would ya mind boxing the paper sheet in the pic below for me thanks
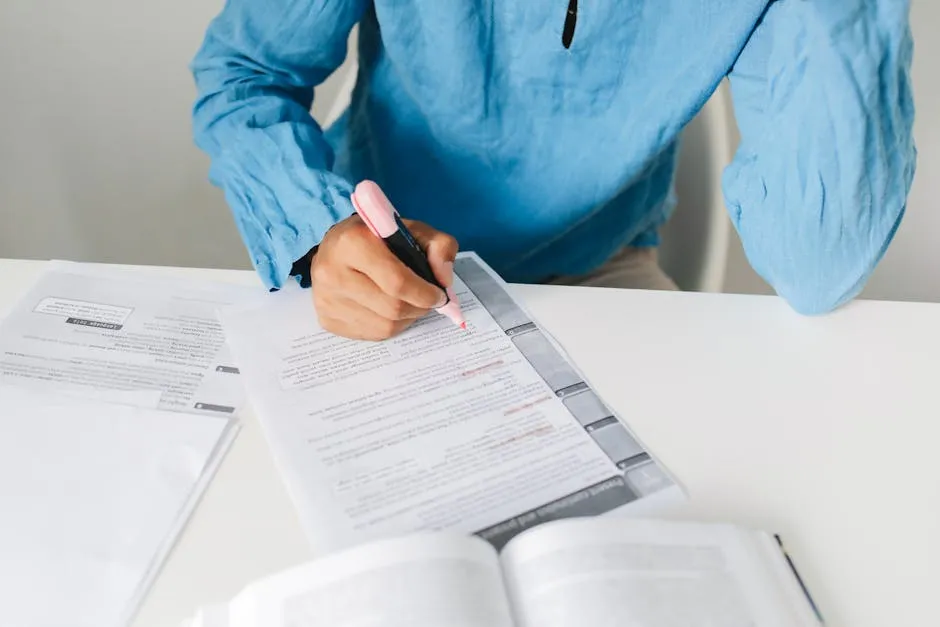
[222,253,678,551]
[0,386,232,627]
[0,262,251,626]
[0,261,254,415]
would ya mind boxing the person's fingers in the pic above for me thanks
[311,215,419,340]
[343,229,445,308]
[333,267,427,320]
[310,214,457,337]
[315,292,413,341]
[406,220,459,287]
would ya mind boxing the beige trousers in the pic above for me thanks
[547,247,678,291]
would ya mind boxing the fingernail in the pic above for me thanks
[442,261,455,287]
[434,290,448,309]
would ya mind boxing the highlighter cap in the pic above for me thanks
[351,180,399,238]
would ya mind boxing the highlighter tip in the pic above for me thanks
[460,322,467,330]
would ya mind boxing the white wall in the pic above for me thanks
[0,0,249,268]
[723,0,940,303]
[0,0,360,269]
[2,1,937,302]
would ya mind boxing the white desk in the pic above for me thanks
[2,259,938,627]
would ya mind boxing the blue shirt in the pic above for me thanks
[191,0,916,314]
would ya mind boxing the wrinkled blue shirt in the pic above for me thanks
[191,0,915,314]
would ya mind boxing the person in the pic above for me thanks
[191,1,916,341]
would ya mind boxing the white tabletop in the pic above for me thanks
[2,259,938,627]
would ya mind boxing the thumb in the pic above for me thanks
[406,220,459,288]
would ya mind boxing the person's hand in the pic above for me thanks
[311,214,458,340]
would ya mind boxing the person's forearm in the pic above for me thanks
[723,0,916,314]
[190,0,366,289]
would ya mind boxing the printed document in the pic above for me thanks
[222,253,679,551]
[0,261,253,626]
[0,261,253,415]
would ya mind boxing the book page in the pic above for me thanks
[228,533,514,627]
[221,253,677,551]
[0,386,232,627]
[0,261,252,415]
[500,518,817,627]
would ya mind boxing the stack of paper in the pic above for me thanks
[0,261,254,627]
[221,253,680,552]
[0,254,682,624]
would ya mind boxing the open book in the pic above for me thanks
[181,518,823,627]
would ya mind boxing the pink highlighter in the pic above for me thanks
[350,181,466,329]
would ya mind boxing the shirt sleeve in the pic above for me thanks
[722,0,916,314]
[191,0,367,289]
